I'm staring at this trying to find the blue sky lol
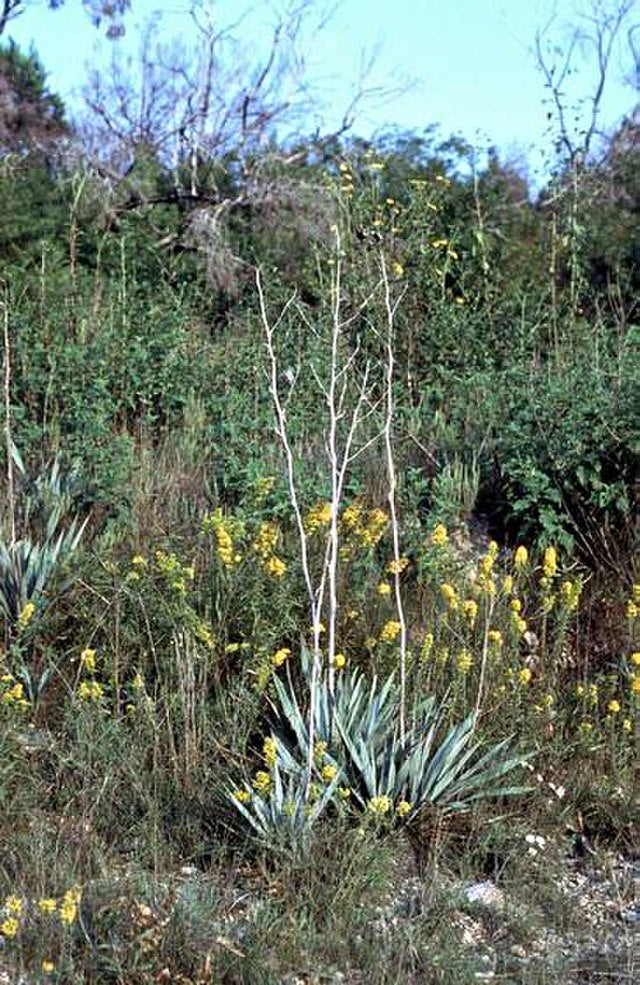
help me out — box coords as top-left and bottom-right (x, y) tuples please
(7, 0), (638, 182)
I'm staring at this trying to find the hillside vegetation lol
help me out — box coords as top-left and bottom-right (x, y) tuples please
(0, 20), (638, 984)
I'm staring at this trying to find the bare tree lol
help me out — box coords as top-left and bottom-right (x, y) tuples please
(0, 1), (130, 39)
(536, 0), (638, 166)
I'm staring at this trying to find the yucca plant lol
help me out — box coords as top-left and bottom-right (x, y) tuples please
(0, 446), (88, 628)
(271, 649), (530, 818)
(228, 759), (341, 850)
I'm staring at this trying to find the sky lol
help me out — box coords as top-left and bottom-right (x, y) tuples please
(5, 0), (639, 184)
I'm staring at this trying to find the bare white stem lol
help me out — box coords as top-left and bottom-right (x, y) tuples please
(2, 284), (15, 546)
(380, 255), (408, 744)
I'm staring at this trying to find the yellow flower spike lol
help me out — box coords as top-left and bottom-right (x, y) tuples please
(430, 523), (448, 547)
(380, 620), (402, 643)
(510, 598), (522, 613)
(543, 546), (557, 579)
(41, 961), (56, 974)
(514, 545), (528, 569)
(252, 521), (279, 558)
(626, 601), (638, 621)
(395, 800), (412, 817)
(17, 601), (35, 629)
(233, 789), (251, 804)
(391, 261), (404, 278)
(607, 699), (621, 714)
(80, 648), (96, 673)
(502, 575), (514, 595)
(387, 556), (409, 575)
(321, 764), (338, 782)
(38, 899), (57, 915)
(252, 771), (272, 794)
(0, 917), (19, 938)
(440, 583), (458, 608)
(518, 667), (532, 685)
(264, 556), (286, 578)
(622, 718), (632, 732)
(377, 581), (392, 596)
(632, 584), (640, 604)
(630, 652), (640, 666)
(367, 795), (392, 815)
(338, 787), (352, 800)
(262, 736), (277, 768)
(455, 649), (473, 674)
(4, 896), (23, 915)
(462, 599), (478, 625)
(487, 630), (503, 649)
(631, 676), (640, 694)
(271, 647), (291, 668)
(332, 653), (347, 670)
(314, 741), (328, 761)
(131, 554), (147, 568)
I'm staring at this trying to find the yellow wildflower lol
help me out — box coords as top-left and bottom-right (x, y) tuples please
(367, 795), (392, 815)
(395, 800), (412, 817)
(456, 649), (473, 674)
(263, 736), (277, 768)
(358, 508), (389, 547)
(131, 555), (147, 568)
(132, 673), (145, 692)
(512, 614), (528, 636)
(626, 601), (638, 621)
(543, 546), (557, 579)
(338, 787), (351, 800)
(391, 261), (404, 278)
(38, 899), (57, 915)
(314, 741), (328, 761)
(332, 653), (347, 670)
(420, 633), (434, 661)
(514, 546), (528, 569)
(462, 599), (478, 625)
(252, 521), (279, 557)
(380, 620), (402, 643)
(561, 580), (582, 612)
(0, 917), (19, 937)
(518, 667), (532, 685)
(306, 502), (332, 533)
(272, 647), (291, 668)
(59, 887), (81, 926)
(41, 961), (55, 974)
(252, 771), (271, 794)
(440, 583), (458, 609)
(321, 764), (338, 782)
(78, 680), (104, 702)
(607, 699), (621, 714)
(510, 598), (522, 613)
(341, 502), (362, 529)
(631, 675), (640, 694)
(633, 584), (640, 603)
(430, 523), (448, 547)
(4, 896), (22, 915)
(265, 556), (286, 578)
(488, 630), (503, 649)
(17, 601), (35, 629)
(622, 718), (632, 732)
(630, 652), (640, 666)
(377, 581), (392, 596)
(502, 575), (514, 595)
(80, 648), (96, 673)
(387, 556), (409, 575)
